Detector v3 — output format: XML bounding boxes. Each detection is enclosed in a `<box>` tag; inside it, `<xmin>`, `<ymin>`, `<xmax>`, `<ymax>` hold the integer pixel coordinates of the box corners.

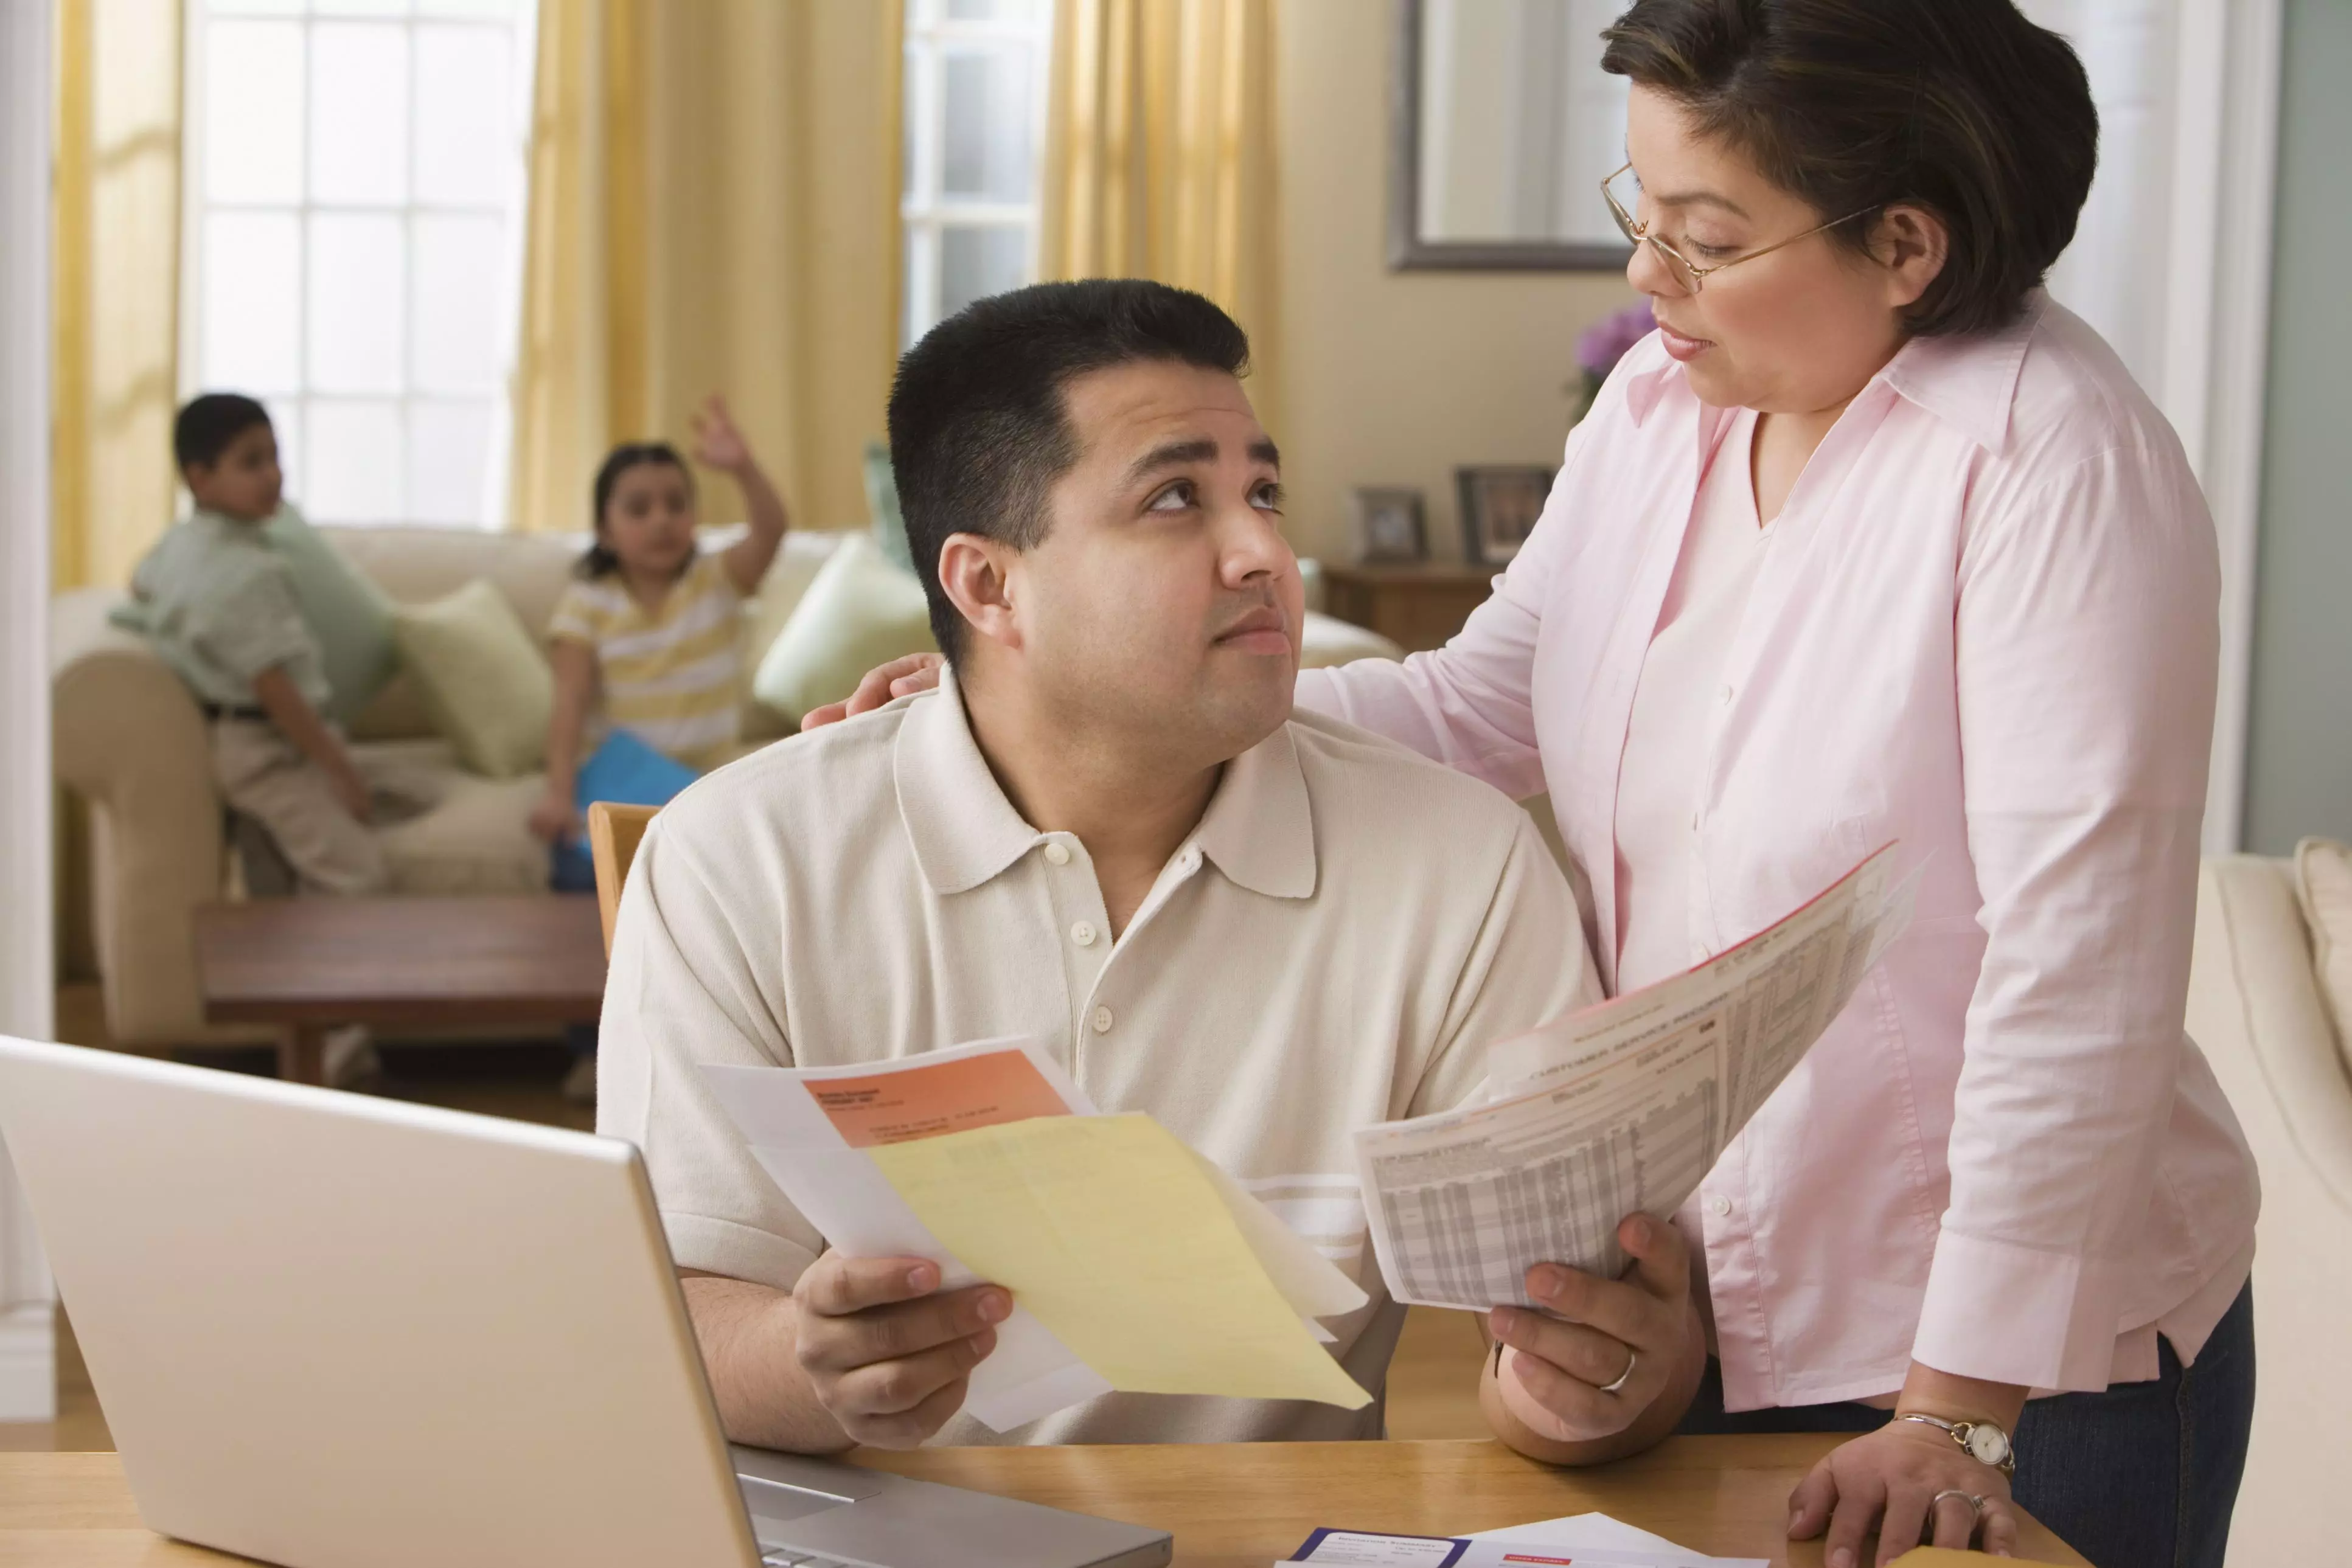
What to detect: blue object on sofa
<box><xmin>569</xmin><ymin>729</ymin><xmax>699</xmax><ymax>850</ymax></box>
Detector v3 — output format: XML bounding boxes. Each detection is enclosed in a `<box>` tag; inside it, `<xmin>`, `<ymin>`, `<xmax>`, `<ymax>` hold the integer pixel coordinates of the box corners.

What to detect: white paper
<box><xmin>1355</xmin><ymin>847</ymin><xmax>1915</xmax><ymax>1308</ymax></box>
<box><xmin>703</xmin><ymin>1036</ymin><xmax>1368</xmax><ymax>1429</ymax></box>
<box><xmin>1468</xmin><ymin>1511</ymin><xmax>1766</xmax><ymax>1565</ymax></box>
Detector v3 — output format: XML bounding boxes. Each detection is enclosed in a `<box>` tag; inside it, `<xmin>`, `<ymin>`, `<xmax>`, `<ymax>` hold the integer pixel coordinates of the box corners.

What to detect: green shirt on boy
<box><xmin>130</xmin><ymin>507</ymin><xmax>333</xmax><ymax>713</ymax></box>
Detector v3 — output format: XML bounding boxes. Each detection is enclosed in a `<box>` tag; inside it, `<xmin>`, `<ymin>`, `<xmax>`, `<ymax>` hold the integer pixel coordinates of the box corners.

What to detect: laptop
<box><xmin>0</xmin><ymin>1036</ymin><xmax>1171</xmax><ymax>1568</ymax></box>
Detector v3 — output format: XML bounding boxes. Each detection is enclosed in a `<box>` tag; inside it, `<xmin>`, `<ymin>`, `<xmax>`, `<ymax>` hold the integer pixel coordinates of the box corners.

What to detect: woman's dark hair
<box><xmin>576</xmin><ymin>442</ymin><xmax>694</xmax><ymax>579</ymax></box>
<box><xmin>888</xmin><ymin>279</ymin><xmax>1251</xmax><ymax>662</ymax></box>
<box><xmin>1599</xmin><ymin>0</ymin><xmax>2097</xmax><ymax>338</ymax></box>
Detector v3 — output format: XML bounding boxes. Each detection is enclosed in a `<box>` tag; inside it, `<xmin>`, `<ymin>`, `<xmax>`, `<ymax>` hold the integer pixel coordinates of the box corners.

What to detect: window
<box><xmin>179</xmin><ymin>0</ymin><xmax>537</xmax><ymax>528</ymax></box>
<box><xmin>900</xmin><ymin>0</ymin><xmax>1054</xmax><ymax>349</ymax></box>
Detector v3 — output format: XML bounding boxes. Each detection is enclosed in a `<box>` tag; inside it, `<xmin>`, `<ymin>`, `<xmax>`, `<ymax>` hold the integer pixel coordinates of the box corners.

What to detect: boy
<box><xmin>133</xmin><ymin>395</ymin><xmax>389</xmax><ymax>1080</ymax></box>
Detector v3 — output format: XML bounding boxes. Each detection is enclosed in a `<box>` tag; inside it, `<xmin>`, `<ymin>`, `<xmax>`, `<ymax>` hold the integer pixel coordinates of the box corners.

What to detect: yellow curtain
<box><xmin>507</xmin><ymin>0</ymin><xmax>902</xmax><ymax>538</ymax></box>
<box><xmin>50</xmin><ymin>0</ymin><xmax>183</xmax><ymax>591</ymax></box>
<box><xmin>1040</xmin><ymin>0</ymin><xmax>1279</xmax><ymax>418</ymax></box>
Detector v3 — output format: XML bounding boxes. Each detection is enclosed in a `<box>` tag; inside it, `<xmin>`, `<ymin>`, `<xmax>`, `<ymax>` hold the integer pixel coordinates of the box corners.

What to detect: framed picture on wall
<box><xmin>1455</xmin><ymin>465</ymin><xmax>1555</xmax><ymax>567</ymax></box>
<box><xmin>1349</xmin><ymin>486</ymin><xmax>1428</xmax><ymax>564</ymax></box>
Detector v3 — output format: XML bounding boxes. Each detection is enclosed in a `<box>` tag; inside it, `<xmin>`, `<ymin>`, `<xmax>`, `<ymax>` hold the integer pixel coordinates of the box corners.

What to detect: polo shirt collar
<box><xmin>893</xmin><ymin>667</ymin><xmax>1317</xmax><ymax>901</ymax></box>
<box><xmin>1619</xmin><ymin>290</ymin><xmax>2043</xmax><ymax>456</ymax></box>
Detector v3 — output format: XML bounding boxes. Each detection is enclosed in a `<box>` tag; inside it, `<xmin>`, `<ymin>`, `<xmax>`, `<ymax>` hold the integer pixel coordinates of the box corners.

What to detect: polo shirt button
<box><xmin>1708</xmin><ymin>1195</ymin><xmax>1733</xmax><ymax>1218</ymax></box>
<box><xmin>1070</xmin><ymin>921</ymin><xmax>1098</xmax><ymax>948</ymax></box>
<box><xmin>1044</xmin><ymin>842</ymin><xmax>1071</xmax><ymax>866</ymax></box>
<box><xmin>1092</xmin><ymin>1006</ymin><xmax>1115</xmax><ymax>1034</ymax></box>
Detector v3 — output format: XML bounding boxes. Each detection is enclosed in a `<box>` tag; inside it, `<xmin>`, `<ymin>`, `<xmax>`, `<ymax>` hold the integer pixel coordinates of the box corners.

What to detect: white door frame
<box><xmin>0</xmin><ymin>0</ymin><xmax>58</xmax><ymax>1421</ymax></box>
<box><xmin>2166</xmin><ymin>0</ymin><xmax>2285</xmax><ymax>854</ymax></box>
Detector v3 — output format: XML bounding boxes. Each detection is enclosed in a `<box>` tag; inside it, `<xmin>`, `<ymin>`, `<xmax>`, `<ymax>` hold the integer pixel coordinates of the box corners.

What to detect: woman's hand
<box><xmin>1790</xmin><ymin>1420</ymin><xmax>2019</xmax><ymax>1565</ymax></box>
<box><xmin>527</xmin><ymin>788</ymin><xmax>577</xmax><ymax>845</ymax></box>
<box><xmin>800</xmin><ymin>652</ymin><xmax>946</xmax><ymax>730</ymax></box>
<box><xmin>1488</xmin><ymin>1213</ymin><xmax>1699</xmax><ymax>1450</ymax></box>
<box><xmin>690</xmin><ymin>393</ymin><xmax>754</xmax><ymax>474</ymax></box>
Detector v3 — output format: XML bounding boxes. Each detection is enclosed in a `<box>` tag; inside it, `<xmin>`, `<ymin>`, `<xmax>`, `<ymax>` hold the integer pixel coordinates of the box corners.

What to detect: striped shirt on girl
<box><xmin>546</xmin><ymin>550</ymin><xmax>743</xmax><ymax>771</ymax></box>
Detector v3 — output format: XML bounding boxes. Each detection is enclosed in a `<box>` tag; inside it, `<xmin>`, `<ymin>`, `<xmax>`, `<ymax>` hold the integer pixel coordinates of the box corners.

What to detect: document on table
<box><xmin>1281</xmin><ymin>1516</ymin><xmax>1767</xmax><ymax>1566</ymax></box>
<box><xmin>701</xmin><ymin>1037</ymin><xmax>1371</xmax><ymax>1431</ymax></box>
<box><xmin>1356</xmin><ymin>845</ymin><xmax>1915</xmax><ymax>1309</ymax></box>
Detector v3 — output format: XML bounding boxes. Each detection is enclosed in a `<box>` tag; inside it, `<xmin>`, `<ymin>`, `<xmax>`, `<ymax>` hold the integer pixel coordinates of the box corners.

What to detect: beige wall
<box><xmin>1269</xmin><ymin>0</ymin><xmax>1638</xmax><ymax>566</ymax></box>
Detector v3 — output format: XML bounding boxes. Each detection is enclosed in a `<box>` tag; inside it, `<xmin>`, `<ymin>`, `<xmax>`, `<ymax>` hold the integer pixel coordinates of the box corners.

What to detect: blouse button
<box><xmin>1708</xmin><ymin>1195</ymin><xmax>1734</xmax><ymax>1218</ymax></box>
<box><xmin>1070</xmin><ymin>921</ymin><xmax>1098</xmax><ymax>948</ymax></box>
<box><xmin>1044</xmin><ymin>842</ymin><xmax>1071</xmax><ymax>866</ymax></box>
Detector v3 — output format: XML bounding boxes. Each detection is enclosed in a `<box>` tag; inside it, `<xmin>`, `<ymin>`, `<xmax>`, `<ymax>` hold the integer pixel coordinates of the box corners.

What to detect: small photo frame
<box><xmin>1455</xmin><ymin>465</ymin><xmax>1556</xmax><ymax>567</ymax></box>
<box><xmin>1349</xmin><ymin>486</ymin><xmax>1428</xmax><ymax>564</ymax></box>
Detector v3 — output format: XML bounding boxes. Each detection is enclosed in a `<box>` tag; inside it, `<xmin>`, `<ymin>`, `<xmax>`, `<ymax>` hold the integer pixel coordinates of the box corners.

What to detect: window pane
<box><xmin>201</xmin><ymin>211</ymin><xmax>302</xmax><ymax>394</ymax></box>
<box><xmin>206</xmin><ymin>0</ymin><xmax>307</xmax><ymax>16</ymax></box>
<box><xmin>304</xmin><ymin>401</ymin><xmax>405</xmax><ymax>523</ymax></box>
<box><xmin>310</xmin><ymin>24</ymin><xmax>410</xmax><ymax>204</ymax></box>
<box><xmin>309</xmin><ymin>213</ymin><xmax>408</xmax><ymax>393</ymax></box>
<box><xmin>407</xmin><ymin>400</ymin><xmax>493</xmax><ymax>525</ymax></box>
<box><xmin>267</xmin><ymin>400</ymin><xmax>304</xmax><ymax>508</ymax></box>
<box><xmin>414</xmin><ymin>24</ymin><xmax>513</xmax><ymax>206</ymax></box>
<box><xmin>938</xmin><ymin>225</ymin><xmax>1028</xmax><ymax>319</ymax></box>
<box><xmin>947</xmin><ymin>0</ymin><xmax>1046</xmax><ymax>21</ymax></box>
<box><xmin>417</xmin><ymin>0</ymin><xmax>518</xmax><ymax>18</ymax></box>
<box><xmin>941</xmin><ymin>47</ymin><xmax>1034</xmax><ymax>201</ymax></box>
<box><xmin>412</xmin><ymin>215</ymin><xmax>502</xmax><ymax>393</ymax></box>
<box><xmin>203</xmin><ymin>21</ymin><xmax>305</xmax><ymax>204</ymax></box>
<box><xmin>314</xmin><ymin>0</ymin><xmax>412</xmax><ymax>15</ymax></box>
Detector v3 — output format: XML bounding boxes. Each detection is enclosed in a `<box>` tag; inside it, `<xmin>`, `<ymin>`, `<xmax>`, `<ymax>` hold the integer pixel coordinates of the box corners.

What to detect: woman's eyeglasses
<box><xmin>1601</xmin><ymin>162</ymin><xmax>1877</xmax><ymax>294</ymax></box>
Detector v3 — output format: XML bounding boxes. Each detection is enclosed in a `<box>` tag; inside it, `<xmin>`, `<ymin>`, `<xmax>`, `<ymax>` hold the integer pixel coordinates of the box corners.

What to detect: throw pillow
<box><xmin>390</xmin><ymin>579</ymin><xmax>553</xmax><ymax>779</ymax></box>
<box><xmin>2295</xmin><ymin>838</ymin><xmax>2352</xmax><ymax>1074</ymax></box>
<box><xmin>262</xmin><ymin>504</ymin><xmax>400</xmax><ymax>723</ymax></box>
<box><xmin>751</xmin><ymin>532</ymin><xmax>936</xmax><ymax>723</ymax></box>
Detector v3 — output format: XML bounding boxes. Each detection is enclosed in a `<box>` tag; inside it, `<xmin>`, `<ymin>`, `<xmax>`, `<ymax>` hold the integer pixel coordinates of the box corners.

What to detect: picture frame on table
<box><xmin>1455</xmin><ymin>465</ymin><xmax>1554</xmax><ymax>567</ymax></box>
<box><xmin>1349</xmin><ymin>486</ymin><xmax>1429</xmax><ymax>564</ymax></box>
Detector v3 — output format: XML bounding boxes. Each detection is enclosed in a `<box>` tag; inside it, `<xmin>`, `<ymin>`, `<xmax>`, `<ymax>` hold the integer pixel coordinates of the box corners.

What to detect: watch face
<box><xmin>1966</xmin><ymin>1425</ymin><xmax>2012</xmax><ymax>1466</ymax></box>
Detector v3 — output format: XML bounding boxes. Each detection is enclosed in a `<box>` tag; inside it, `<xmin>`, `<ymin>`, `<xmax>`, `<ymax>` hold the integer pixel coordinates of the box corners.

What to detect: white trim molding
<box><xmin>2169</xmin><ymin>0</ymin><xmax>2285</xmax><ymax>853</ymax></box>
<box><xmin>0</xmin><ymin>0</ymin><xmax>59</xmax><ymax>1421</ymax></box>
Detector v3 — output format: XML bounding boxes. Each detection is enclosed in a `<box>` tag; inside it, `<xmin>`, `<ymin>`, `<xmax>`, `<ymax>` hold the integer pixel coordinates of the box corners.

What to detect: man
<box><xmin>599</xmin><ymin>279</ymin><xmax>1680</xmax><ymax>1455</ymax></box>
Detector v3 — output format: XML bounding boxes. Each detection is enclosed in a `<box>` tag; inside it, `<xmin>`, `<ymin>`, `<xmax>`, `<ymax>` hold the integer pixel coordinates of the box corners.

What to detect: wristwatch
<box><xmin>1897</xmin><ymin>1412</ymin><xmax>2017</xmax><ymax>1476</ymax></box>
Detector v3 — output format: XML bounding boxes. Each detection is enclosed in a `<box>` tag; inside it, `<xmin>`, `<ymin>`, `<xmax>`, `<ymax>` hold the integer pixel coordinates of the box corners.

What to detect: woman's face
<box><xmin>599</xmin><ymin>460</ymin><xmax>697</xmax><ymax>577</ymax></box>
<box><xmin>1621</xmin><ymin>85</ymin><xmax>1941</xmax><ymax>416</ymax></box>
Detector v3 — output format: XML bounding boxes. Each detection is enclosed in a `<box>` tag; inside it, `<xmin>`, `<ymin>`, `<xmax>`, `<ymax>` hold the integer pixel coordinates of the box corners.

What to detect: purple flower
<box><xmin>1576</xmin><ymin>299</ymin><xmax>1656</xmax><ymax>379</ymax></box>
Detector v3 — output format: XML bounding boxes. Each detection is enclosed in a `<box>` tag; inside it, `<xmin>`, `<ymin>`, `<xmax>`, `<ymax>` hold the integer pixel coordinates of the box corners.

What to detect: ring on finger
<box><xmin>1596</xmin><ymin>1347</ymin><xmax>1638</xmax><ymax>1396</ymax></box>
<box><xmin>1929</xmin><ymin>1489</ymin><xmax>1985</xmax><ymax>1533</ymax></box>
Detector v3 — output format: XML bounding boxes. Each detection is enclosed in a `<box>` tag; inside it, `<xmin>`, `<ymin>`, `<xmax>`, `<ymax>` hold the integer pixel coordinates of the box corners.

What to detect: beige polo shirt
<box><xmin>597</xmin><ymin>673</ymin><xmax>1596</xmax><ymax>1446</ymax></box>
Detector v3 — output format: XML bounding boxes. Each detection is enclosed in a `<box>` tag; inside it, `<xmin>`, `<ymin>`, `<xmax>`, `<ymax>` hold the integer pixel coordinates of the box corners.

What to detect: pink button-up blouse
<box><xmin>1296</xmin><ymin>296</ymin><xmax>2259</xmax><ymax>1409</ymax></box>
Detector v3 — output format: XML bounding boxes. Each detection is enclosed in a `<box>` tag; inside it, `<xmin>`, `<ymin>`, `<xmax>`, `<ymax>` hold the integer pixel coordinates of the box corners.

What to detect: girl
<box><xmin>532</xmin><ymin>395</ymin><xmax>788</xmax><ymax>1097</ymax></box>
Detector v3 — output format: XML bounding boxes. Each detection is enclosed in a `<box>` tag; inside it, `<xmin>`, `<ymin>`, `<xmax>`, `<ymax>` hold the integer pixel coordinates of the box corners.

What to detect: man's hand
<box><xmin>1790</xmin><ymin>1420</ymin><xmax>2019</xmax><ymax>1565</ymax></box>
<box><xmin>800</xmin><ymin>653</ymin><xmax>945</xmax><ymax>730</ymax></box>
<box><xmin>792</xmin><ymin>1253</ymin><xmax>1009</xmax><ymax>1449</ymax></box>
<box><xmin>1489</xmin><ymin>1213</ymin><xmax>1697</xmax><ymax>1449</ymax></box>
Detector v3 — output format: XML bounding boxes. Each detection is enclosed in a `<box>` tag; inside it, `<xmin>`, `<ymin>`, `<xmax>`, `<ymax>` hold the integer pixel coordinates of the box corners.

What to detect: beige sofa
<box><xmin>52</xmin><ymin>526</ymin><xmax>1401</xmax><ymax>1047</ymax></box>
<box><xmin>2183</xmin><ymin>856</ymin><xmax>2352</xmax><ymax>1568</ymax></box>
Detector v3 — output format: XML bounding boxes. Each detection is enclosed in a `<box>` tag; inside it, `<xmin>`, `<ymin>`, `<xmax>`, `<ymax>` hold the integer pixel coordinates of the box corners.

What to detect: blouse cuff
<box><xmin>1912</xmin><ymin>1229</ymin><xmax>2131</xmax><ymax>1392</ymax></box>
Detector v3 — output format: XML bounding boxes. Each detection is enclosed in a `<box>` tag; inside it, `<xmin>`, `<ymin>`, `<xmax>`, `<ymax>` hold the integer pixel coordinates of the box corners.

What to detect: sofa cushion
<box><xmin>751</xmin><ymin>533</ymin><xmax>936</xmax><ymax>723</ymax></box>
<box><xmin>358</xmin><ymin>740</ymin><xmax>551</xmax><ymax>895</ymax></box>
<box><xmin>390</xmin><ymin>580</ymin><xmax>553</xmax><ymax>779</ymax></box>
<box><xmin>2292</xmin><ymin>838</ymin><xmax>2352</xmax><ymax>1082</ymax></box>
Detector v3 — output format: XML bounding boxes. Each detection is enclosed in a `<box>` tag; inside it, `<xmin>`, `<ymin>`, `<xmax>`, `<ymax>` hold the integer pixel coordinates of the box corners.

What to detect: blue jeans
<box><xmin>551</xmin><ymin>842</ymin><xmax>600</xmax><ymax>1060</ymax></box>
<box><xmin>1674</xmin><ymin>1284</ymin><xmax>2255</xmax><ymax>1568</ymax></box>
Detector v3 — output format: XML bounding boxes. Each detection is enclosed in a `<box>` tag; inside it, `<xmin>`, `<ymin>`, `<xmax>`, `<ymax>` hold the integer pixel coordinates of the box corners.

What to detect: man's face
<box><xmin>184</xmin><ymin>422</ymin><xmax>283</xmax><ymax>522</ymax></box>
<box><xmin>993</xmin><ymin>360</ymin><xmax>1303</xmax><ymax>771</ymax></box>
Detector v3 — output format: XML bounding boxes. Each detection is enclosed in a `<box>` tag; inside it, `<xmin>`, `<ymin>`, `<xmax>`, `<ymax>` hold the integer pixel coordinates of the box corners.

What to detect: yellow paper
<box><xmin>868</xmin><ymin>1113</ymin><xmax>1371</xmax><ymax>1409</ymax></box>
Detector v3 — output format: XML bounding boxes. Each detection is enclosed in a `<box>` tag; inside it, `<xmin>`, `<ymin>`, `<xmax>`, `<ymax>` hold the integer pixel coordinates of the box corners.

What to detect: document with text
<box><xmin>1355</xmin><ymin>845</ymin><xmax>1916</xmax><ymax>1310</ymax></box>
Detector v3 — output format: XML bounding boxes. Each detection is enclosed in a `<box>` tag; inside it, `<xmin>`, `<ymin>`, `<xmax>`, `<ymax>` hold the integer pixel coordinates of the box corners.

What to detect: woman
<box><xmin>818</xmin><ymin>3</ymin><xmax>2259</xmax><ymax>1563</ymax></box>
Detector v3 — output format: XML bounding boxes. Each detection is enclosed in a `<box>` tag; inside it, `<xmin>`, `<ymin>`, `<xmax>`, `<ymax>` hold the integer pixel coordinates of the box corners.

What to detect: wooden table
<box><xmin>1321</xmin><ymin>563</ymin><xmax>1497</xmax><ymax>653</ymax></box>
<box><xmin>0</xmin><ymin>1439</ymin><xmax>2087</xmax><ymax>1566</ymax></box>
<box><xmin>194</xmin><ymin>895</ymin><xmax>607</xmax><ymax>1086</ymax></box>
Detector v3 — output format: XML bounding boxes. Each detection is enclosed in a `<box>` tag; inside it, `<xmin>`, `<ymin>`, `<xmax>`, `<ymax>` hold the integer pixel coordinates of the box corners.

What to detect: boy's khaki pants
<box><xmin>209</xmin><ymin>718</ymin><xmax>420</xmax><ymax>897</ymax></box>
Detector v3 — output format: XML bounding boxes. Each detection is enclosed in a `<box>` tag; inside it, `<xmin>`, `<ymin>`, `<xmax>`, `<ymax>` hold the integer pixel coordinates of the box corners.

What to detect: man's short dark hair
<box><xmin>173</xmin><ymin>393</ymin><xmax>274</xmax><ymax>472</ymax></box>
<box><xmin>887</xmin><ymin>279</ymin><xmax>1251</xmax><ymax>661</ymax></box>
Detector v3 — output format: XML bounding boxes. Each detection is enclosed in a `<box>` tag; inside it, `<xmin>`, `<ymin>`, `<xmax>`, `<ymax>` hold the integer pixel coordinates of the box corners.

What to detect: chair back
<box><xmin>586</xmin><ymin>802</ymin><xmax>659</xmax><ymax>957</ymax></box>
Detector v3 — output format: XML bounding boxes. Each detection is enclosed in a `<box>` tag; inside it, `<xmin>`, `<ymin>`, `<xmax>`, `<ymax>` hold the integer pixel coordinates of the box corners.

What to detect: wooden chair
<box><xmin>585</xmin><ymin>802</ymin><xmax>659</xmax><ymax>957</ymax></box>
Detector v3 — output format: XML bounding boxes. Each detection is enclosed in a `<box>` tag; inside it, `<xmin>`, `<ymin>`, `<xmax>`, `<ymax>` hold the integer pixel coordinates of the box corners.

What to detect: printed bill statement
<box><xmin>1355</xmin><ymin>845</ymin><xmax>1916</xmax><ymax>1309</ymax></box>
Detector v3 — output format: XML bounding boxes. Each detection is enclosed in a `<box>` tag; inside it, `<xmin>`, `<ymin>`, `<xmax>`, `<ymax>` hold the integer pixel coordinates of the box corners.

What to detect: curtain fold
<box><xmin>50</xmin><ymin>0</ymin><xmax>183</xmax><ymax>591</ymax></box>
<box><xmin>1040</xmin><ymin>0</ymin><xmax>1279</xmax><ymax>421</ymax></box>
<box><xmin>507</xmin><ymin>0</ymin><xmax>902</xmax><ymax>538</ymax></box>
